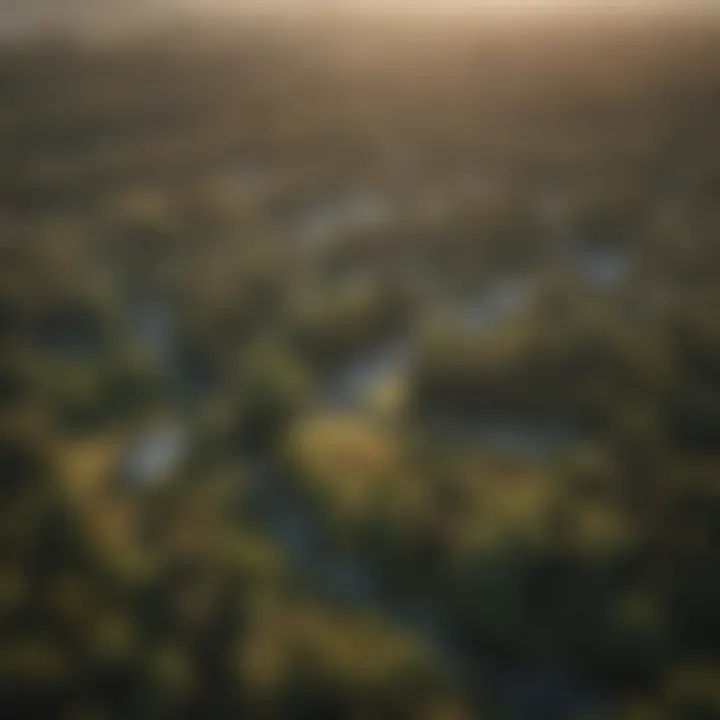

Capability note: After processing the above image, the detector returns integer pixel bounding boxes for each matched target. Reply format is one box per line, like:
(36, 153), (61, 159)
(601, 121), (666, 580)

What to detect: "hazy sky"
(174, 0), (715, 13)
(0, 0), (716, 38)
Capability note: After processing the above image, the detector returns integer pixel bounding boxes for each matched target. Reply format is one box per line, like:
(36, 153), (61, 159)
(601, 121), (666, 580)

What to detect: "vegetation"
(1, 13), (720, 719)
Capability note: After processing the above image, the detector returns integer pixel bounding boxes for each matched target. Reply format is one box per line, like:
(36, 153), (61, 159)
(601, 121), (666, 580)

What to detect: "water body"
(130, 300), (175, 363)
(247, 456), (602, 716)
(577, 246), (631, 289)
(123, 290), (601, 717)
(121, 423), (187, 488)
(246, 460), (379, 606)
(118, 299), (191, 487)
(245, 457), (472, 674)
(463, 277), (534, 333)
(316, 278), (534, 413)
(124, 299), (466, 665)
(320, 339), (412, 411)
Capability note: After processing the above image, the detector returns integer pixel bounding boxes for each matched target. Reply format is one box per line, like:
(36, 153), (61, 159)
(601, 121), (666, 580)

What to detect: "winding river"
(116, 277), (608, 717)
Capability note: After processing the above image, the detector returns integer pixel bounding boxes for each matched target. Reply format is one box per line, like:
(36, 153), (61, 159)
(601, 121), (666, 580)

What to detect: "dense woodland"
(1, 13), (720, 719)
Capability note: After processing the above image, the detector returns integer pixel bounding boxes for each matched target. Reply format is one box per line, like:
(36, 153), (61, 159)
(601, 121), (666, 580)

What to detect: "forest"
(1, 11), (720, 719)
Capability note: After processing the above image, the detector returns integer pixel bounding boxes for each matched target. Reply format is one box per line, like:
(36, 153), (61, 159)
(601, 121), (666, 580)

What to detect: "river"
(119, 270), (605, 717)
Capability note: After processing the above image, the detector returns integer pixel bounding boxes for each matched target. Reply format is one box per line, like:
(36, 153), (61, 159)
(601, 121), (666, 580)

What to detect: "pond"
(577, 246), (631, 288)
(462, 277), (534, 333)
(319, 339), (412, 411)
(130, 300), (175, 362)
(121, 422), (188, 488)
